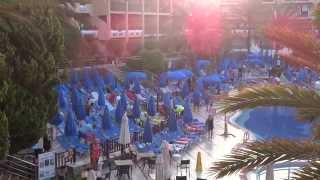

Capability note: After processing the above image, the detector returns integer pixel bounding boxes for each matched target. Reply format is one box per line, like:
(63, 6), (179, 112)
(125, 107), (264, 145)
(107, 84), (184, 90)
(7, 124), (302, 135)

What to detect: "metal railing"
(0, 155), (37, 179)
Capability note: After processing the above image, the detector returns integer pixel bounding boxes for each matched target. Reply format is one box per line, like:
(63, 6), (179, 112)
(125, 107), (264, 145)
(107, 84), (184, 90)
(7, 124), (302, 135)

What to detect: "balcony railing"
(111, 30), (143, 38)
(74, 3), (92, 14)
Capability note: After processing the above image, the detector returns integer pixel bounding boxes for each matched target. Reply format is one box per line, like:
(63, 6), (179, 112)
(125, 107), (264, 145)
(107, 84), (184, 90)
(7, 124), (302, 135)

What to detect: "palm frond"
(293, 161), (320, 180)
(218, 85), (320, 121)
(210, 139), (320, 178)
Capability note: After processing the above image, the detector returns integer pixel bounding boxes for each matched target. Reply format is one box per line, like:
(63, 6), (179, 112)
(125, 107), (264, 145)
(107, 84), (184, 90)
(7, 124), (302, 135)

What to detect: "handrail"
(7, 155), (36, 167)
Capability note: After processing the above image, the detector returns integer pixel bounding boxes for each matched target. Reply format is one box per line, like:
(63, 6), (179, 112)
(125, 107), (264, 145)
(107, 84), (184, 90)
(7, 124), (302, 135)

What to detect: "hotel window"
(299, 5), (309, 17)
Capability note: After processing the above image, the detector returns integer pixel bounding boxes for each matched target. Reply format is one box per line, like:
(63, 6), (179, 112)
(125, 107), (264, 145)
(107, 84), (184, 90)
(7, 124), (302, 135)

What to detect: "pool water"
(235, 107), (312, 140)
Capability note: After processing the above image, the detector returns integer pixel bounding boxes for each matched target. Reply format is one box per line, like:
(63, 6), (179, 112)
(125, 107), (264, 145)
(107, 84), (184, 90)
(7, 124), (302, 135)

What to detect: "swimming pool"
(233, 107), (312, 180)
(234, 107), (312, 140)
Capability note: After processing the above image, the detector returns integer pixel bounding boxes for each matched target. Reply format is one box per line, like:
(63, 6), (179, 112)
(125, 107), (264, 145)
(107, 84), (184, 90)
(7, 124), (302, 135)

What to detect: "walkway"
(130, 106), (251, 180)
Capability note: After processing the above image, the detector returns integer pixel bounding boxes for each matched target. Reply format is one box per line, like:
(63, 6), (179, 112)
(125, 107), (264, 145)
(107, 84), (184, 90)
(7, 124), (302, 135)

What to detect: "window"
(299, 5), (309, 17)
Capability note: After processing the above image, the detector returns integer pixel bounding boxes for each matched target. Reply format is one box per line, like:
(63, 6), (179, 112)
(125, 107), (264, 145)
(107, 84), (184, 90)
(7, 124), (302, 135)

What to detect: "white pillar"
(156, 0), (160, 40)
(266, 164), (274, 180)
(125, 0), (129, 55)
(142, 0), (145, 47)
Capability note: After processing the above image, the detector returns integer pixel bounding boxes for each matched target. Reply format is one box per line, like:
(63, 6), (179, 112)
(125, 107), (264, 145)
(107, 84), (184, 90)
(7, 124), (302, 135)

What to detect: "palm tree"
(210, 23), (320, 179)
(211, 85), (320, 179)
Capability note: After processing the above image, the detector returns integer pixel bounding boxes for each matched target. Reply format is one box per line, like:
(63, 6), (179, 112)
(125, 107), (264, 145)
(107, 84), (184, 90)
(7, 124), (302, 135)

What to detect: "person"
(87, 168), (97, 180)
(43, 134), (51, 152)
(206, 114), (214, 139)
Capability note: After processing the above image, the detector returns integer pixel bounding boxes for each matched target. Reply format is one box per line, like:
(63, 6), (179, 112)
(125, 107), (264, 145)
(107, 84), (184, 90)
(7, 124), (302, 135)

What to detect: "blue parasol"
(204, 74), (223, 84)
(71, 86), (78, 113)
(115, 100), (125, 123)
(51, 112), (64, 126)
(126, 71), (147, 81)
(143, 118), (153, 143)
(195, 78), (204, 92)
(98, 87), (105, 106)
(75, 90), (86, 120)
(168, 110), (177, 132)
(133, 80), (141, 94)
(105, 72), (116, 90)
(177, 69), (193, 78)
(166, 71), (188, 81)
(102, 106), (111, 130)
(132, 98), (141, 119)
(159, 73), (167, 87)
(83, 70), (94, 91)
(65, 110), (78, 137)
(193, 90), (201, 106)
(147, 96), (156, 116)
(182, 81), (190, 98)
(120, 92), (127, 111)
(58, 89), (68, 110)
(163, 93), (171, 109)
(183, 100), (193, 124)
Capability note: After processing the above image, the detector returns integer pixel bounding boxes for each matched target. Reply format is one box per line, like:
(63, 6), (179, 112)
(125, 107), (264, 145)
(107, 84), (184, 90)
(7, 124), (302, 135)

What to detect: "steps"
(0, 155), (37, 180)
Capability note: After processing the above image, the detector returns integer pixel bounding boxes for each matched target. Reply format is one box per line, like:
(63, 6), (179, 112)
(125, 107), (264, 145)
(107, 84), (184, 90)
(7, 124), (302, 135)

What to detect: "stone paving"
(129, 106), (253, 180)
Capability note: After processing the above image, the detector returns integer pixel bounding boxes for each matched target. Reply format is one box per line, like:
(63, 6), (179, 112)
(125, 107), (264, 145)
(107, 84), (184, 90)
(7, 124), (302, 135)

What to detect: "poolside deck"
(129, 106), (252, 180)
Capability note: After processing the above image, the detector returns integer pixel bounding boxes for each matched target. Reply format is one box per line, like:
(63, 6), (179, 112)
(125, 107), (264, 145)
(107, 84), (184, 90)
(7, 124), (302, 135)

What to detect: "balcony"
(110, 30), (143, 38)
(74, 3), (93, 14)
(81, 30), (98, 37)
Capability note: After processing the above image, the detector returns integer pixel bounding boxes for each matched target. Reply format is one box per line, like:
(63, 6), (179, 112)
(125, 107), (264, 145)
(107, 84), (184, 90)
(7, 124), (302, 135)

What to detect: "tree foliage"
(0, 0), (64, 153)
(265, 23), (320, 71)
(127, 48), (167, 74)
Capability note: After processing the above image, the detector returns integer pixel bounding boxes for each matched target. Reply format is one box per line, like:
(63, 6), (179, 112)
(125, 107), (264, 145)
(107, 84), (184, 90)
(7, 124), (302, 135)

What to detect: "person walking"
(206, 114), (214, 139)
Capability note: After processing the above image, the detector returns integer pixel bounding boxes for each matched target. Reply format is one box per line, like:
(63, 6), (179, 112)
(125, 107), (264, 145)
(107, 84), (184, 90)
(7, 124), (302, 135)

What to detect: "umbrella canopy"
(126, 71), (147, 81)
(143, 118), (153, 143)
(177, 69), (193, 78)
(193, 90), (201, 106)
(119, 113), (131, 145)
(105, 72), (116, 89)
(71, 86), (78, 113)
(132, 98), (141, 119)
(204, 74), (223, 84)
(98, 88), (105, 106)
(115, 100), (125, 123)
(102, 106), (111, 130)
(51, 112), (64, 126)
(195, 78), (204, 92)
(159, 73), (167, 87)
(168, 110), (177, 132)
(73, 89), (86, 120)
(196, 60), (210, 70)
(166, 71), (188, 81)
(147, 96), (156, 116)
(163, 93), (171, 109)
(120, 92), (127, 111)
(182, 81), (190, 98)
(58, 89), (68, 110)
(183, 101), (193, 123)
(65, 110), (78, 137)
(83, 70), (94, 91)
(133, 80), (141, 94)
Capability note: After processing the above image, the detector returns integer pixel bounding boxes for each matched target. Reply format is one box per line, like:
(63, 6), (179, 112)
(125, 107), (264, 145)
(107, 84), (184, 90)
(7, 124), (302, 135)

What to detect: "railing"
(55, 149), (76, 168)
(102, 132), (144, 158)
(0, 155), (37, 179)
